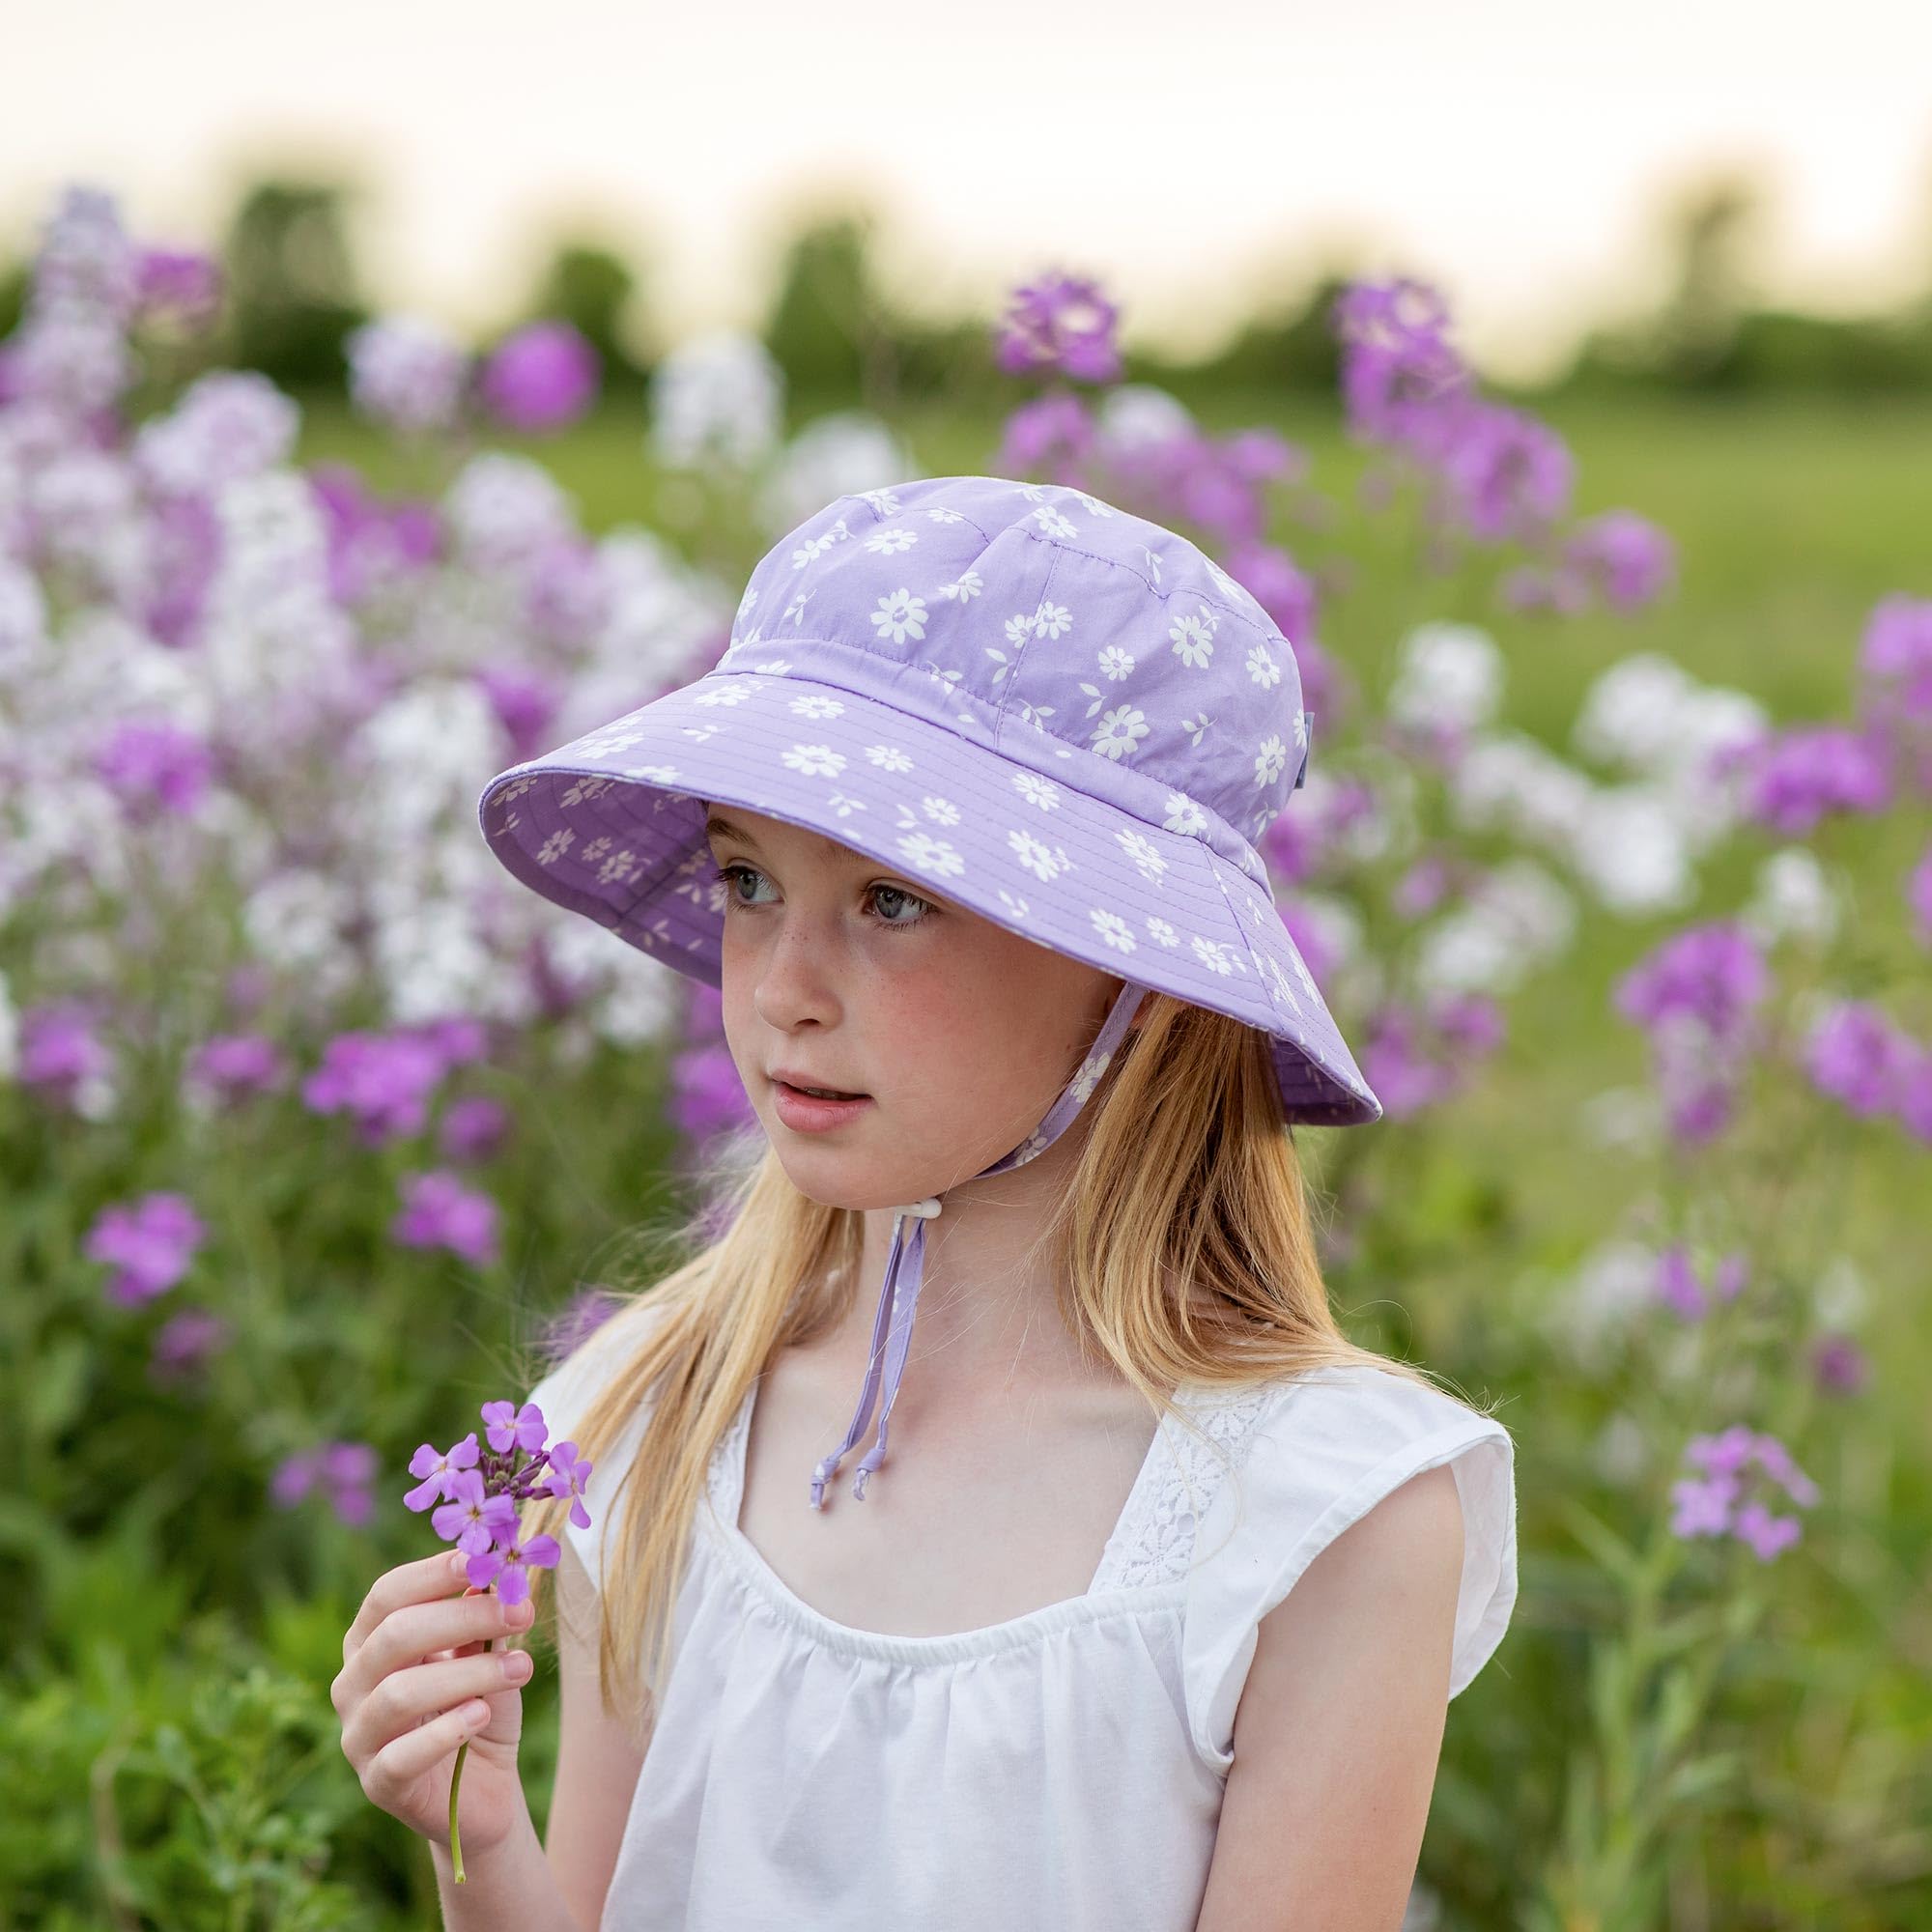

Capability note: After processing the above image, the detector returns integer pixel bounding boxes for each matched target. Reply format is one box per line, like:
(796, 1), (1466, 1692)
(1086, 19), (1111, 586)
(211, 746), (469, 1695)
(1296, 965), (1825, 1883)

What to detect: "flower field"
(4, 184), (1928, 1929)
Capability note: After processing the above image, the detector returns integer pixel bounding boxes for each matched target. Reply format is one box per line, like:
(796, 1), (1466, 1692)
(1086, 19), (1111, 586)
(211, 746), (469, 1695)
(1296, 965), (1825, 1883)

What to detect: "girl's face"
(701, 801), (1125, 1210)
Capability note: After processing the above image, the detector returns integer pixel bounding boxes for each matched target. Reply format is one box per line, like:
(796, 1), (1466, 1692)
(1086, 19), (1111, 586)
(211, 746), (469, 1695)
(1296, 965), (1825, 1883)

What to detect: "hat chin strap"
(807, 979), (1148, 1510)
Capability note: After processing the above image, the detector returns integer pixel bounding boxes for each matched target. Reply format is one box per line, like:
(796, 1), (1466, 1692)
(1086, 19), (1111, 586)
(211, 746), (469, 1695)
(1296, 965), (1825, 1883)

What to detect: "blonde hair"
(512, 988), (1472, 1741)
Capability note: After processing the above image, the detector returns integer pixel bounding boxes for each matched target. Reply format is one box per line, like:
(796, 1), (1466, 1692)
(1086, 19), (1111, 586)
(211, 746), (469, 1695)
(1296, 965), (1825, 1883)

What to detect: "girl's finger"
(363, 1697), (493, 1801)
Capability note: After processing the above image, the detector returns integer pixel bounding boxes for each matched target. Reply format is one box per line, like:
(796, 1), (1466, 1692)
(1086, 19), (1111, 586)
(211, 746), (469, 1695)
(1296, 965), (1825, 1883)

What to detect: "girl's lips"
(772, 1079), (874, 1133)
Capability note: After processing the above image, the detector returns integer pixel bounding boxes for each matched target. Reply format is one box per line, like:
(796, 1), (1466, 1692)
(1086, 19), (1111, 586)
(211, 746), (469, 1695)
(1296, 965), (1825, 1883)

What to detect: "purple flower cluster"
(1858, 594), (1932, 791)
(1614, 922), (1770, 1143)
(479, 320), (601, 435)
(274, 1439), (381, 1527)
(405, 1398), (591, 1605)
(16, 1001), (116, 1115)
(1654, 1245), (1747, 1320)
(1669, 1424), (1818, 1562)
(1802, 1000), (1932, 1140)
(300, 1020), (489, 1147)
(994, 270), (1122, 384)
(83, 1191), (206, 1306)
(1357, 991), (1506, 1118)
(1734, 723), (1892, 838)
(392, 1169), (500, 1267)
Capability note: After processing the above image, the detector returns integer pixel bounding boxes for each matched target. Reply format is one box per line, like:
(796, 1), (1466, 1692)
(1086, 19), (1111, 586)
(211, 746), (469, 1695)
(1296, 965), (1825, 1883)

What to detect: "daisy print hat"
(477, 473), (1381, 1131)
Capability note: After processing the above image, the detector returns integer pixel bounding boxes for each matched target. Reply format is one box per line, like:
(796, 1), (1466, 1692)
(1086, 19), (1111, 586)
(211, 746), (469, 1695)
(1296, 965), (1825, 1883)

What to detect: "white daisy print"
(1090, 908), (1138, 952)
(1145, 915), (1181, 948)
(857, 488), (903, 517)
(1246, 643), (1282, 688)
(735, 582), (759, 623)
(1169, 609), (1216, 669)
(537, 828), (576, 867)
(826, 791), (868, 819)
(1010, 771), (1061, 810)
(1097, 644), (1136, 681)
(1264, 952), (1303, 1017)
(1068, 1047), (1112, 1104)
(573, 719), (648, 755)
(1004, 610), (1037, 647)
(1072, 492), (1116, 518)
(1191, 935), (1246, 977)
(871, 589), (927, 644)
(782, 743), (846, 778)
(596, 847), (643, 887)
(560, 775), (616, 807)
(751, 657), (793, 674)
(1031, 599), (1074, 640)
(997, 888), (1033, 921)
(790, 524), (849, 569)
(1091, 704), (1150, 760)
(920, 795), (961, 826)
(1288, 946), (1321, 1004)
(1114, 828), (1169, 885)
(1008, 828), (1073, 882)
(1031, 504), (1078, 540)
(693, 682), (754, 707)
(1254, 734), (1289, 786)
(789, 694), (846, 721)
(925, 505), (966, 525)
(866, 526), (918, 554)
(1293, 707), (1308, 752)
(896, 831), (965, 878)
(935, 568), (984, 601)
(616, 763), (681, 784)
(1159, 792), (1206, 838)
(865, 744), (914, 773)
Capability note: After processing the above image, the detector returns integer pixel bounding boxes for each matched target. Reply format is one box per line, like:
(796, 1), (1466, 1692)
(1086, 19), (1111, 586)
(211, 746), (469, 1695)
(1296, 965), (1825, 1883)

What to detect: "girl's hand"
(333, 1549), (539, 1856)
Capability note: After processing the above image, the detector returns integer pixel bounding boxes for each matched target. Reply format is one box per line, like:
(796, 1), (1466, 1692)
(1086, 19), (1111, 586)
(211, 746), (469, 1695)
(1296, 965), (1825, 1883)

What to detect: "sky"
(8, 0), (1932, 382)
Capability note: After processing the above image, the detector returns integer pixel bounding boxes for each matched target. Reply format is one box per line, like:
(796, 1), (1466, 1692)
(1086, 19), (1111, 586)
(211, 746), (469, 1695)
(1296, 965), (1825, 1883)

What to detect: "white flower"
(1253, 735), (1289, 786)
(1169, 609), (1216, 669)
(1091, 908), (1138, 952)
(1741, 847), (1840, 946)
(1388, 620), (1504, 730)
(1570, 786), (1693, 916)
(692, 682), (754, 707)
(1031, 504), (1078, 540)
(615, 763), (682, 785)
(1452, 731), (1595, 848)
(935, 568), (983, 602)
(1032, 600), (1074, 640)
(996, 888), (1032, 921)
(1145, 915), (1180, 948)
(1246, 644), (1281, 688)
(1092, 705), (1150, 760)
(1011, 772), (1061, 810)
(1097, 645), (1136, 681)
(1114, 828), (1169, 885)
(1008, 829), (1073, 882)
(920, 795), (961, 826)
(895, 831), (965, 878)
(870, 589), (927, 643)
(1162, 792), (1207, 836)
(1413, 860), (1577, 995)
(1190, 935), (1244, 976)
(865, 744), (913, 772)
(789, 694), (845, 720)
(537, 828), (577, 867)
(782, 743), (846, 778)
(865, 526), (918, 554)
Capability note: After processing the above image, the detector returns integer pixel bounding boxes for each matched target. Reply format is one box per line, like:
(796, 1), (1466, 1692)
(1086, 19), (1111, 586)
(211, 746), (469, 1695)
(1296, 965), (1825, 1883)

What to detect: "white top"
(525, 1324), (1519, 1932)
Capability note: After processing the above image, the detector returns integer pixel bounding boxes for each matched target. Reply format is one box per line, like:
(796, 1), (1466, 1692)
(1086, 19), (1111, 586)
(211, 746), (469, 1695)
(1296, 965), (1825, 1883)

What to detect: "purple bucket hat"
(478, 473), (1380, 1507)
(479, 473), (1378, 1122)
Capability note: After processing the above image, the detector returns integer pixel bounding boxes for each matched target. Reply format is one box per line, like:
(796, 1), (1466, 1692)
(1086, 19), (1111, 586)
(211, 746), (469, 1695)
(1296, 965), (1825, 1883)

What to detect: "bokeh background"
(5, 6), (1930, 1927)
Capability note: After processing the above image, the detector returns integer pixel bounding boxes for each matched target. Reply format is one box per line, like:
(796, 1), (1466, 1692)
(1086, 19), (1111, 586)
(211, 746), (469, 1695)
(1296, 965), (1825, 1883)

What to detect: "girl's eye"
(710, 863), (933, 933)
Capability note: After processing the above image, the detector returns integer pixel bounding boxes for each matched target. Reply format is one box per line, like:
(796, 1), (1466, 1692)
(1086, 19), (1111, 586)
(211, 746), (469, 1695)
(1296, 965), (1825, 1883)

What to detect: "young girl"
(417, 476), (1515, 1928)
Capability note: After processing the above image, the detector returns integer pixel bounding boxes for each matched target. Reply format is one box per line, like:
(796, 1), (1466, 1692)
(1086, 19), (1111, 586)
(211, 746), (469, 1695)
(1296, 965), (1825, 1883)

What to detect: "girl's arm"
(1192, 1463), (1467, 1932)
(430, 1538), (644, 1928)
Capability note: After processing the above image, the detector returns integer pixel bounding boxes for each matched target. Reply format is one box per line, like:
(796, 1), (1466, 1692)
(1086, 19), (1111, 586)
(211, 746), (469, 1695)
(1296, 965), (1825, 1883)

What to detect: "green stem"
(450, 1737), (470, 1883)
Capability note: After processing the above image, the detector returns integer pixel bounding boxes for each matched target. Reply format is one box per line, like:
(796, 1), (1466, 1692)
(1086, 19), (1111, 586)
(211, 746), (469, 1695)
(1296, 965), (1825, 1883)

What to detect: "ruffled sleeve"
(1180, 1363), (1519, 1776)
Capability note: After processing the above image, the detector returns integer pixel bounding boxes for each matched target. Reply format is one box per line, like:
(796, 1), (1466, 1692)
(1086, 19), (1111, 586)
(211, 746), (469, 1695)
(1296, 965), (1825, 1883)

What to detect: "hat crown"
(721, 476), (1310, 859)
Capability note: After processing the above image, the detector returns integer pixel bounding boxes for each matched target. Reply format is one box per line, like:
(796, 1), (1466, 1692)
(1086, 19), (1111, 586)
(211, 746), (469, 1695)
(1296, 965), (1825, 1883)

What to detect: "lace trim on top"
(706, 1371), (1283, 1600)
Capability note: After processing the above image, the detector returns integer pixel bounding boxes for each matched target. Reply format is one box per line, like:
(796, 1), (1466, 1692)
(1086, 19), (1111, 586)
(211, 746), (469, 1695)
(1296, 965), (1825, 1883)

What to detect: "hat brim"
(477, 668), (1380, 1125)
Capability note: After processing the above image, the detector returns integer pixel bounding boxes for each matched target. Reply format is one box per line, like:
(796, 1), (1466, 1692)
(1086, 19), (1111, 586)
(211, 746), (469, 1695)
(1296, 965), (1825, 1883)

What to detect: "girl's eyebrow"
(703, 813), (760, 851)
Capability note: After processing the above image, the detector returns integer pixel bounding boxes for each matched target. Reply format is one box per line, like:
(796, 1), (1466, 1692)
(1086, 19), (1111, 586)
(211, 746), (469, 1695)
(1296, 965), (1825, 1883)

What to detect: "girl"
(414, 476), (1516, 1928)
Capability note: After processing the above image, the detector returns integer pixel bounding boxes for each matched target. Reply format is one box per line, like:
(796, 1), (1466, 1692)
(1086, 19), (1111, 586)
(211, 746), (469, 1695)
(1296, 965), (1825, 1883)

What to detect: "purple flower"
(1803, 1000), (1910, 1117)
(1562, 510), (1677, 612)
(992, 389), (1097, 481)
(391, 1170), (500, 1267)
(1669, 1425), (1817, 1562)
(1437, 400), (1576, 544)
(1858, 593), (1932, 724)
(440, 1094), (511, 1164)
(272, 1437), (382, 1525)
(185, 1032), (287, 1108)
(464, 1524), (561, 1608)
(426, 1463), (521, 1556)
(477, 662), (565, 762)
(1654, 1246), (1747, 1320)
(478, 320), (600, 434)
(1739, 724), (1892, 838)
(480, 1398), (548, 1458)
(18, 1001), (115, 1109)
(134, 245), (223, 330)
(406, 1433), (480, 1512)
(1616, 922), (1769, 1039)
(669, 1040), (757, 1144)
(1333, 276), (1471, 454)
(302, 1029), (448, 1145)
(148, 1306), (230, 1385)
(84, 1191), (206, 1306)
(1809, 1333), (1868, 1395)
(995, 270), (1122, 384)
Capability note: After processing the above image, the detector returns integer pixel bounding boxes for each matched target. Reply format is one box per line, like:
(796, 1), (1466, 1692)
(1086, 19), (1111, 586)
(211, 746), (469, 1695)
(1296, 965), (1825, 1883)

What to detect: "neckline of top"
(697, 1370), (1234, 1663)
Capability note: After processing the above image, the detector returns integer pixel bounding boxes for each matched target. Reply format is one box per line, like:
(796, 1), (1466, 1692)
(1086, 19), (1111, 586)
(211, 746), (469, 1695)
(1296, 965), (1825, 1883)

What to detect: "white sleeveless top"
(524, 1326), (1519, 1932)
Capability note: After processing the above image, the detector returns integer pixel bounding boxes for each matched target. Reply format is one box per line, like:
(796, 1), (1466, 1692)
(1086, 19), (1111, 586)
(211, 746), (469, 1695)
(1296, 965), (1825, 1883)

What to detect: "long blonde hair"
(513, 987), (1471, 1740)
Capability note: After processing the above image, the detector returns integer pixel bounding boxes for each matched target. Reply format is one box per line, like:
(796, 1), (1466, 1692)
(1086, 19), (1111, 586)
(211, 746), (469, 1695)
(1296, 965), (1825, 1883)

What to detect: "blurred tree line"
(4, 164), (1931, 412)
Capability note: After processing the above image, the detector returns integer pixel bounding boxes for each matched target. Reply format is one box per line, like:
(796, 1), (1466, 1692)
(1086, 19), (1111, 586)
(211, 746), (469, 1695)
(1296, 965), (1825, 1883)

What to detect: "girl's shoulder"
(1175, 1358), (1519, 1774)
